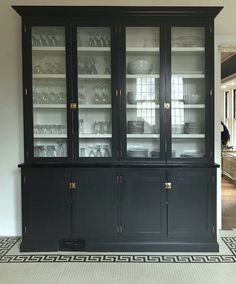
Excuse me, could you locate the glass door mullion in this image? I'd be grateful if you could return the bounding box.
[31,25,69,159]
[170,25,206,161]
[77,26,113,159]
[125,26,161,160]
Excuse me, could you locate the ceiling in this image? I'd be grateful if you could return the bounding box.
[221,52,236,63]
[221,52,236,89]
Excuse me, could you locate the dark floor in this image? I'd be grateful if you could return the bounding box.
[222,176,236,229]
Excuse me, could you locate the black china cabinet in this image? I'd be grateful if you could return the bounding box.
[14,6,222,252]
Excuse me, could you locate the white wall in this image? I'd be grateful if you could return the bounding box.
[1,0,236,236]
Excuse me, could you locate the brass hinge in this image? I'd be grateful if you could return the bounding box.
[117,225,123,233]
[119,89,122,96]
[70,103,77,109]
[210,89,213,96]
[165,182,172,189]
[116,175,122,184]
[69,182,76,189]
[25,88,28,96]
[115,90,119,96]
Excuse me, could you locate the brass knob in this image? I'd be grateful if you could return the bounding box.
[165,182,172,189]
[164,103,170,109]
[69,182,77,189]
[70,103,77,109]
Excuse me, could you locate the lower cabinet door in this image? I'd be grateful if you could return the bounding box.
[22,168,71,247]
[72,168,117,240]
[120,168,166,240]
[168,168,215,241]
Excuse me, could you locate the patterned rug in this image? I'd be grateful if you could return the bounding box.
[1,236,236,264]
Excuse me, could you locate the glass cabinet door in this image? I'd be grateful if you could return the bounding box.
[171,27,205,159]
[77,27,112,158]
[125,27,160,159]
[32,27,67,158]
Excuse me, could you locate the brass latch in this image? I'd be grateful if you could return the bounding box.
[165,182,172,189]
[70,103,77,109]
[164,103,170,109]
[69,182,76,189]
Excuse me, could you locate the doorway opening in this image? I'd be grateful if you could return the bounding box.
[220,48,236,229]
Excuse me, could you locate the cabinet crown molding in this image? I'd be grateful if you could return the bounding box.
[12,6,223,19]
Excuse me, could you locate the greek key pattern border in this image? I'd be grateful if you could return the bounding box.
[0,237,236,263]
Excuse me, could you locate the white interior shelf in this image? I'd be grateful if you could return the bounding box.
[127,104,160,109]
[172,104,205,109]
[77,47,110,52]
[171,47,205,52]
[32,47,65,51]
[172,134,205,138]
[126,47,160,52]
[33,74,66,79]
[126,74,160,79]
[33,104,67,108]
[127,134,160,138]
[79,134,112,138]
[78,74,111,79]
[172,74,205,79]
[34,134,67,138]
[79,104,111,109]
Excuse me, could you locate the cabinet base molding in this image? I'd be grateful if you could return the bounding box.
[20,239,219,253]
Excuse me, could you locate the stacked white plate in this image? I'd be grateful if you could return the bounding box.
[127,147,148,158]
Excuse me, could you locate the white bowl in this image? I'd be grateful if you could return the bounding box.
[127,60,153,74]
